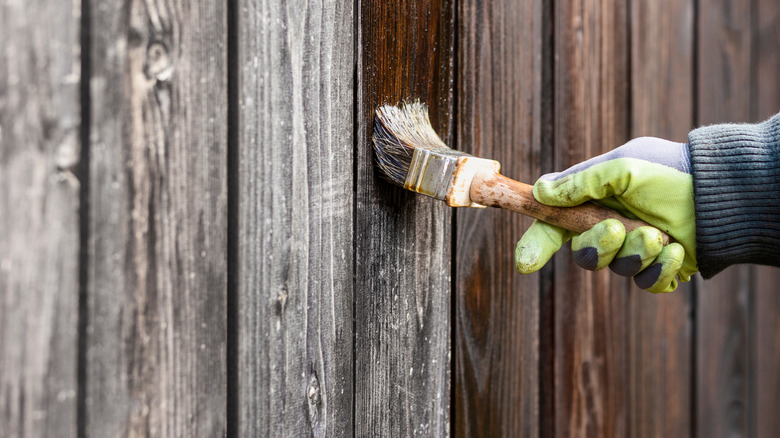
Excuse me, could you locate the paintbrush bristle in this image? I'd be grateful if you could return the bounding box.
[372,101,448,187]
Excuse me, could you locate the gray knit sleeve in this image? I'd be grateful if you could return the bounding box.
[688,112,780,278]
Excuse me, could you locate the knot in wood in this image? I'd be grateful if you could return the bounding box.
[307,376,321,405]
[146,43,173,81]
[275,292,287,316]
[55,132,80,172]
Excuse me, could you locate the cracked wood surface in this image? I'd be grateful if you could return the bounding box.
[0,0,81,436]
[235,0,355,436]
[86,0,227,436]
[355,1,454,436]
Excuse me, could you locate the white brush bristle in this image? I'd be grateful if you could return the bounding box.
[372,101,448,186]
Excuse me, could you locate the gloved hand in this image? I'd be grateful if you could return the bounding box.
[515,137,697,293]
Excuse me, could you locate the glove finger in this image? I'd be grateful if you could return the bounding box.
[609,226,664,277]
[515,220,572,274]
[633,242,686,293]
[570,219,625,271]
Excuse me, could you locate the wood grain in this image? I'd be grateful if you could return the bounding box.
[86,1,227,435]
[454,0,541,435]
[695,268,752,438]
[235,0,355,436]
[752,0,780,435]
[0,0,81,436]
[755,267,780,438]
[549,0,630,435]
[355,0,454,436]
[628,0,694,435]
[695,0,755,436]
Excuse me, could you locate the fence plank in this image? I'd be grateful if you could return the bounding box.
[86,1,227,435]
[0,0,81,436]
[756,270,780,438]
[753,0,780,435]
[549,0,630,436]
[628,0,694,436]
[454,0,541,436]
[236,0,355,436]
[355,1,454,436]
[695,0,754,436]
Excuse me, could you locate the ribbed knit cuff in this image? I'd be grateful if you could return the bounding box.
[688,112,780,278]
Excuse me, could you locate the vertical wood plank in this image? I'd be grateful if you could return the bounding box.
[752,0,779,125]
[695,270,752,438]
[753,0,780,435]
[454,0,541,436]
[236,0,355,436]
[695,0,754,436]
[628,0,694,436]
[0,0,81,436]
[755,269,780,438]
[355,1,454,436]
[86,1,227,435]
[550,0,630,435]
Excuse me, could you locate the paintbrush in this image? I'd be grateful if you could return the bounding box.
[372,101,670,244]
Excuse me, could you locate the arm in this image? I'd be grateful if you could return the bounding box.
[515,112,780,292]
[689,112,780,277]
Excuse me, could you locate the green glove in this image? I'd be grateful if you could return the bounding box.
[515,137,697,293]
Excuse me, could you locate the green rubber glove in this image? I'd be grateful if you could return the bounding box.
[515,137,697,293]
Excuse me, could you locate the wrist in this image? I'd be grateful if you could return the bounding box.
[688,113,780,277]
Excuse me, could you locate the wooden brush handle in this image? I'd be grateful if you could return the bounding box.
[470,171,671,245]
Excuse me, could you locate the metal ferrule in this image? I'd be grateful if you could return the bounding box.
[403,147,468,200]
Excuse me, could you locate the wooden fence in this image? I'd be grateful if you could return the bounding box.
[1,0,778,436]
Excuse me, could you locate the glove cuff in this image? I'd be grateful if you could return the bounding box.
[688,112,780,278]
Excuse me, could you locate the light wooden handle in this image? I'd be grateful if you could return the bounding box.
[470,171,671,245]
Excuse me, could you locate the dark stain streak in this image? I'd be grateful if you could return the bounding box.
[40,116,58,143]
[481,177,498,188]
[128,27,145,49]
[126,306,138,388]
[581,361,598,437]
[274,291,287,317]
[18,384,25,438]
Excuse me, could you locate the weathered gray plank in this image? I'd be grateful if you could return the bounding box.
[235,0,354,436]
[628,0,694,435]
[355,1,454,436]
[0,0,81,436]
[695,0,754,436]
[549,0,630,435]
[454,0,541,435]
[86,1,227,435]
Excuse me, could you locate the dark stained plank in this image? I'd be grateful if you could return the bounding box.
[695,0,754,436]
[355,0,454,436]
[628,0,694,435]
[548,0,630,435]
[755,269,780,438]
[753,0,780,435]
[454,0,541,436]
[235,0,355,436]
[695,268,752,437]
[86,1,227,435]
[753,0,780,121]
[0,0,81,436]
